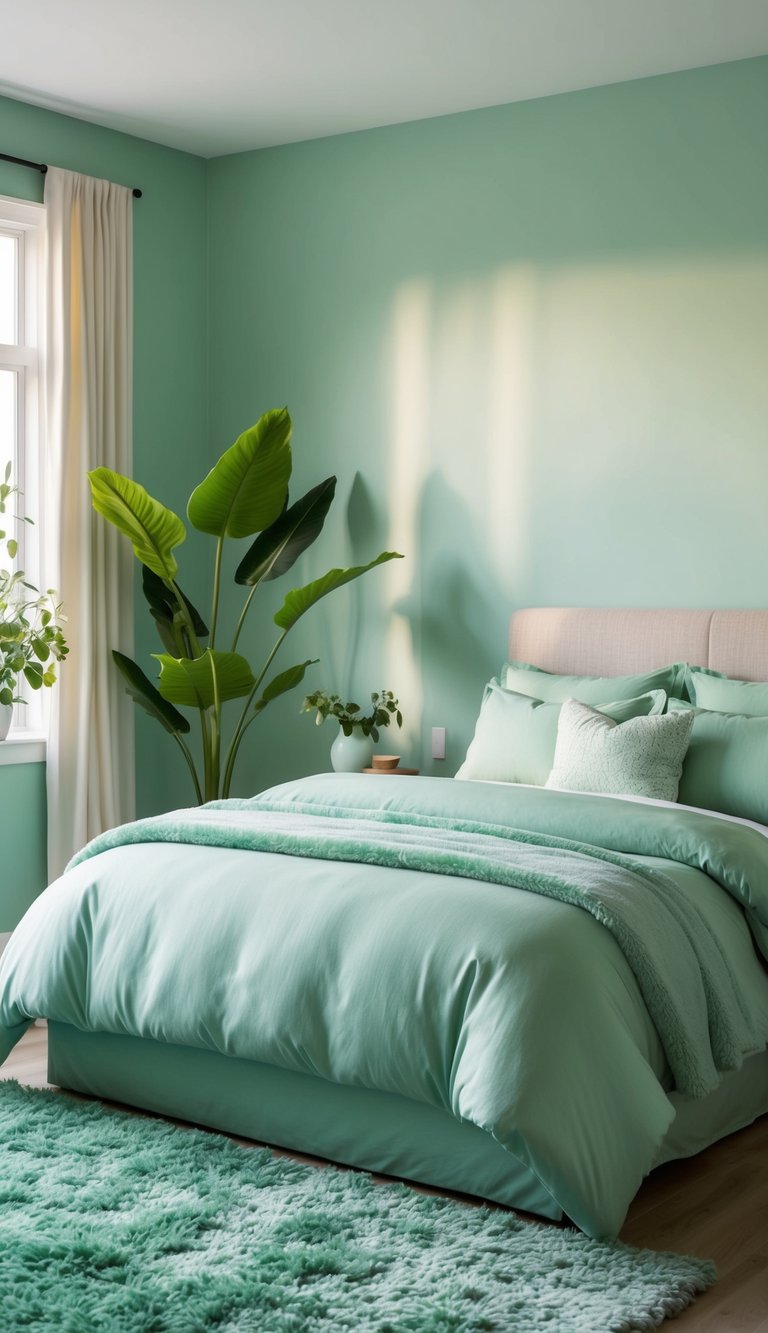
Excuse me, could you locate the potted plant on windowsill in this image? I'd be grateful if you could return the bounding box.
[302,689,403,772]
[0,465,68,738]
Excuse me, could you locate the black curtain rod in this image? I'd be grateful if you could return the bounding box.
[0,151,142,198]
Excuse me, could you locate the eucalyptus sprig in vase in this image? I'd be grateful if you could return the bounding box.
[302,689,402,772]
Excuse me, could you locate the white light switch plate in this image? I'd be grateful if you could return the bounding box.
[431,727,446,760]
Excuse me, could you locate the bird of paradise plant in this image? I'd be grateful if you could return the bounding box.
[89,407,401,802]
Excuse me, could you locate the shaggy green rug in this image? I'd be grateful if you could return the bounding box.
[0,1081,713,1331]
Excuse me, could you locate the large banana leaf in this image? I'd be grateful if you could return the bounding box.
[187,408,292,539]
[88,469,186,581]
[235,477,337,586]
[142,567,208,655]
[253,659,318,714]
[112,650,190,735]
[273,552,403,631]
[154,649,256,710]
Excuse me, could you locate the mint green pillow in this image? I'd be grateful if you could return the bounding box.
[546,699,693,802]
[456,683,666,785]
[688,669,768,717]
[670,698,768,822]
[501,660,685,705]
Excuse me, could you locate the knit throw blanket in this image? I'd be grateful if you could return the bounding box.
[71,800,761,1099]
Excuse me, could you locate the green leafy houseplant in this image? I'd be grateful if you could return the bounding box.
[302,689,403,742]
[0,465,68,724]
[88,408,402,802]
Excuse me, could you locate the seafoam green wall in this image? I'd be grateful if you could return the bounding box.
[0,95,208,926]
[3,57,768,920]
[0,762,46,932]
[206,57,768,789]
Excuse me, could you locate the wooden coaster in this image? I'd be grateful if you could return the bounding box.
[362,767,420,776]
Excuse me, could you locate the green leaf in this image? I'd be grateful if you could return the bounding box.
[113,650,190,735]
[89,468,186,581]
[253,659,318,714]
[6,538,17,560]
[273,552,403,631]
[153,649,256,710]
[142,566,208,654]
[187,408,292,539]
[24,664,43,690]
[235,477,337,586]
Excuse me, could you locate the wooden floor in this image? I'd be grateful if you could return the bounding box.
[3,1026,767,1330]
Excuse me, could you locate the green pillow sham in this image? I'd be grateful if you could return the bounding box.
[501,659,686,705]
[669,698,768,824]
[687,669,768,717]
[546,699,694,803]
[455,683,666,786]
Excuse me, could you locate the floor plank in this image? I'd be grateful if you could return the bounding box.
[2,1027,766,1329]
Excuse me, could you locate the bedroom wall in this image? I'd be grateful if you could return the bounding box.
[0,95,208,929]
[2,57,767,922]
[206,56,768,790]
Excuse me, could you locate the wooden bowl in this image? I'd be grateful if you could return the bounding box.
[372,754,400,771]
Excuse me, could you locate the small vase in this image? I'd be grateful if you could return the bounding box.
[0,704,12,741]
[330,724,374,773]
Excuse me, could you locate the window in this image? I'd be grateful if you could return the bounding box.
[0,195,45,736]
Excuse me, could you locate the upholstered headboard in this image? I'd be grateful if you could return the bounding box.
[508,609,768,682]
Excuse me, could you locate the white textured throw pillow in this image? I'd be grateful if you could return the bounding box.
[545,698,694,802]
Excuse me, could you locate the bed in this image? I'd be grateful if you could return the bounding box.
[1,607,768,1241]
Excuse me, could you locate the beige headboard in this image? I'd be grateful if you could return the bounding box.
[508,609,768,682]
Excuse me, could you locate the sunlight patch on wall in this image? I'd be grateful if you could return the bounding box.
[386,279,431,757]
[486,264,537,585]
[529,252,768,602]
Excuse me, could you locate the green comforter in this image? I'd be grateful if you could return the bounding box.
[2,774,768,1238]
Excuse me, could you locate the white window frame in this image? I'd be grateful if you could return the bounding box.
[0,194,46,748]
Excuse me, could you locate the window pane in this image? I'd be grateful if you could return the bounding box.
[0,234,17,344]
[0,369,18,575]
[0,367,16,476]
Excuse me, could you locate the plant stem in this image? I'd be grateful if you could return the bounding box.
[209,537,225,650]
[165,579,211,799]
[221,630,288,797]
[209,653,221,799]
[172,733,203,804]
[231,584,257,653]
[199,707,212,803]
[168,580,203,658]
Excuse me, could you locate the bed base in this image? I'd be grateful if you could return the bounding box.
[47,1022,561,1219]
[48,1022,768,1224]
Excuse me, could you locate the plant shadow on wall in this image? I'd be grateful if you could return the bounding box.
[340,473,389,687]
[393,470,512,770]
[89,409,402,802]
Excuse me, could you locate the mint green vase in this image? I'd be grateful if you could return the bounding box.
[330,724,373,773]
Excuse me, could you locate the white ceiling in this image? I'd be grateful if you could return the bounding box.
[2,0,767,159]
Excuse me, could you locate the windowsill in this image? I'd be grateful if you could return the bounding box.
[0,733,46,765]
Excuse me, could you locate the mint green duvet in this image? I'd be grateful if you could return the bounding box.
[2,774,768,1238]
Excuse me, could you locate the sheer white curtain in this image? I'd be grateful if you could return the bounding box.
[44,167,135,879]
